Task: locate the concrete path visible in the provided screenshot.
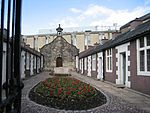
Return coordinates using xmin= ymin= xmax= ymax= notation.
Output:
xmin=21 ymin=71 xmax=150 ymax=113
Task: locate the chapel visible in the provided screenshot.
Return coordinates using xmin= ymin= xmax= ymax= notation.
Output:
xmin=40 ymin=24 xmax=79 ymax=71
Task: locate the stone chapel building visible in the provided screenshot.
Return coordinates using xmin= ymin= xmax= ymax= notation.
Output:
xmin=40 ymin=24 xmax=79 ymax=71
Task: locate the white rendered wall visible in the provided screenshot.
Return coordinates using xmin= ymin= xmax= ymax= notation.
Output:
xmin=26 ymin=52 xmax=30 ymax=70
xmin=115 ymin=42 xmax=131 ymax=87
xmin=87 ymin=56 xmax=91 ymax=77
xmin=30 ymin=54 xmax=34 ymax=75
xmin=37 ymin=57 xmax=40 ymax=73
xmin=41 ymin=55 xmax=44 ymax=68
xmin=75 ymin=56 xmax=79 ymax=70
xmin=81 ymin=58 xmax=84 ymax=74
xmin=34 ymin=56 xmax=37 ymax=70
xmin=97 ymin=52 xmax=103 ymax=80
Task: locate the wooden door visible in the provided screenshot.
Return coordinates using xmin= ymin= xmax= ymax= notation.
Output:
xmin=56 ymin=57 xmax=63 ymax=67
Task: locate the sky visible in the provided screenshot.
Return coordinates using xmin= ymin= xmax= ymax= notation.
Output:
xmin=22 ymin=0 xmax=150 ymax=35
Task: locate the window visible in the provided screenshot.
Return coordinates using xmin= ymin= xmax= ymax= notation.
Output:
xmin=85 ymin=35 xmax=87 ymax=46
xmin=45 ymin=36 xmax=48 ymax=44
xmin=85 ymin=33 xmax=91 ymax=46
xmin=34 ymin=36 xmax=38 ymax=51
xmin=147 ymin=35 xmax=150 ymax=46
xmin=71 ymin=34 xmax=73 ymax=45
xmin=74 ymin=37 xmax=77 ymax=46
xmin=99 ymin=33 xmax=105 ymax=44
xmin=92 ymin=55 xmax=96 ymax=71
xmin=147 ymin=49 xmax=150 ymax=71
xmin=106 ymin=49 xmax=112 ymax=72
xmin=140 ymin=50 xmax=145 ymax=71
xmin=140 ymin=38 xmax=144 ymax=48
xmin=137 ymin=36 xmax=150 ymax=75
xmin=87 ymin=35 xmax=91 ymax=44
xmin=71 ymin=33 xmax=77 ymax=46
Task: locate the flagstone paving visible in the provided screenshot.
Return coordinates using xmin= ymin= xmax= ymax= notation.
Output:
xmin=21 ymin=71 xmax=150 ymax=113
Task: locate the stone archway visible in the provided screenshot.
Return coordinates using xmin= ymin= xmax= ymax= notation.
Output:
xmin=56 ymin=57 xmax=63 ymax=67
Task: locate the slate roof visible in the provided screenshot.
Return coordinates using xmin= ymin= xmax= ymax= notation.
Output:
xmin=79 ymin=19 xmax=150 ymax=58
xmin=79 ymin=46 xmax=95 ymax=58
xmin=0 ymin=29 xmax=42 ymax=57
xmin=139 ymin=13 xmax=150 ymax=21
xmin=102 ymin=19 xmax=150 ymax=50
xmin=120 ymin=13 xmax=150 ymax=30
xmin=21 ymin=42 xmax=43 ymax=57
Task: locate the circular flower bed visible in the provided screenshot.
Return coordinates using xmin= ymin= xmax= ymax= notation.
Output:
xmin=29 ymin=76 xmax=107 ymax=110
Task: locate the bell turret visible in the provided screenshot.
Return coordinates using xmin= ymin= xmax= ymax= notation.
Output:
xmin=56 ymin=24 xmax=63 ymax=36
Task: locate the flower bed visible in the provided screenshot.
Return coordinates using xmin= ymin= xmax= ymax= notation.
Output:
xmin=29 ymin=76 xmax=107 ymax=110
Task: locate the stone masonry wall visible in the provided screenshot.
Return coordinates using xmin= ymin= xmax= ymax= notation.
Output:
xmin=40 ymin=36 xmax=79 ymax=71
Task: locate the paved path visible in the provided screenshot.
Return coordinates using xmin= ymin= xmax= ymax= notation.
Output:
xmin=71 ymin=72 xmax=150 ymax=112
xmin=21 ymin=71 xmax=150 ymax=113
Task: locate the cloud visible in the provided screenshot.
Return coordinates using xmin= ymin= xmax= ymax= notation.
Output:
xmin=49 ymin=4 xmax=150 ymax=31
xmin=70 ymin=8 xmax=81 ymax=13
xmin=83 ymin=4 xmax=113 ymax=17
xmin=90 ymin=6 xmax=150 ymax=26
xmin=49 ymin=17 xmax=80 ymax=29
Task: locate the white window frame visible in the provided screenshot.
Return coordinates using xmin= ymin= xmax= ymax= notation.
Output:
xmin=106 ymin=49 xmax=112 ymax=72
xmin=92 ymin=54 xmax=96 ymax=71
xmin=137 ymin=36 xmax=150 ymax=76
xmin=26 ymin=52 xmax=30 ymax=70
xmin=84 ymin=57 xmax=87 ymax=70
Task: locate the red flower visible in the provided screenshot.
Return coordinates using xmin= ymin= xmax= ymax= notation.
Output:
xmin=83 ymin=89 xmax=87 ymax=93
xmin=77 ymin=92 xmax=81 ymax=95
xmin=76 ymin=80 xmax=79 ymax=84
xmin=67 ymin=91 xmax=70 ymax=95
xmin=91 ymin=87 xmax=94 ymax=91
xmin=68 ymin=88 xmax=70 ymax=91
xmin=43 ymin=81 xmax=51 ymax=88
xmin=50 ymin=90 xmax=53 ymax=96
xmin=71 ymin=88 xmax=74 ymax=91
xmin=58 ymin=88 xmax=62 ymax=95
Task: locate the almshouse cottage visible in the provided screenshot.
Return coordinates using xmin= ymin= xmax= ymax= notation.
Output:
xmin=77 ymin=13 xmax=150 ymax=95
xmin=1 ymin=29 xmax=44 ymax=85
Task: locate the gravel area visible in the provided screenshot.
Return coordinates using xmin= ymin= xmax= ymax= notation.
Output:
xmin=21 ymin=72 xmax=149 ymax=113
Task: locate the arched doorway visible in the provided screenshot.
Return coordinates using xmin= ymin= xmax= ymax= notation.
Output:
xmin=56 ymin=57 xmax=63 ymax=67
